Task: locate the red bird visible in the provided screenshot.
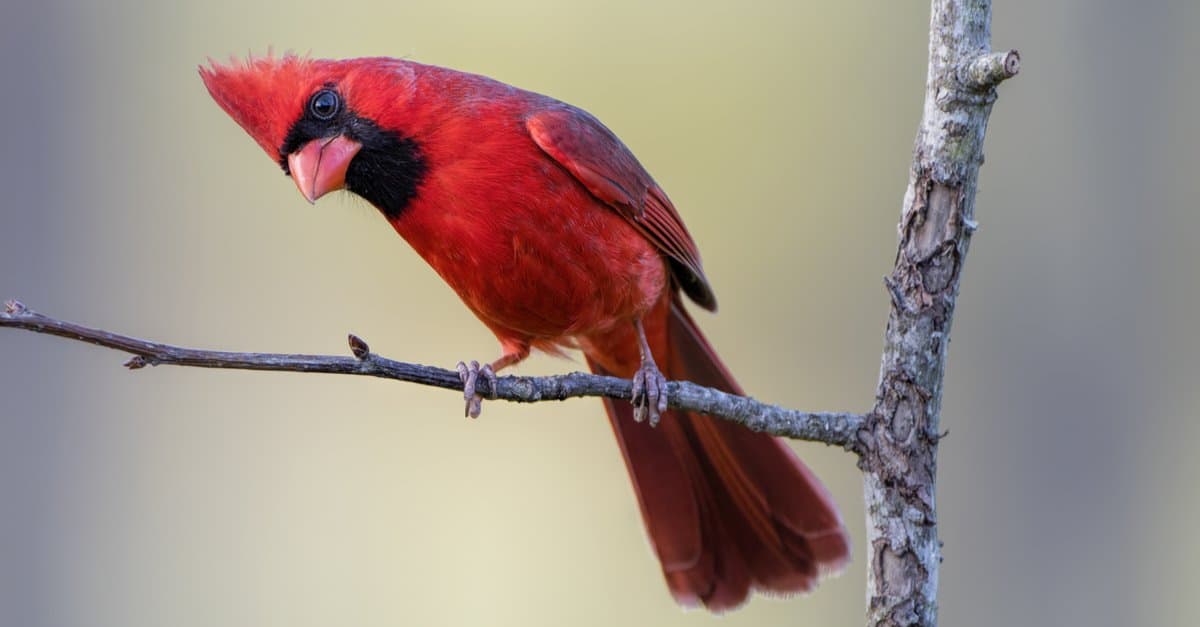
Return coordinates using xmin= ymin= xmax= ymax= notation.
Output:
xmin=201 ymin=54 xmax=848 ymax=610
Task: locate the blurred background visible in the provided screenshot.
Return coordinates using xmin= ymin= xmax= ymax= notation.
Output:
xmin=1 ymin=1 xmax=1196 ymax=625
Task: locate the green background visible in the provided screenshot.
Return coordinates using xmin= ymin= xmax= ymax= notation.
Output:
xmin=2 ymin=1 xmax=1196 ymax=626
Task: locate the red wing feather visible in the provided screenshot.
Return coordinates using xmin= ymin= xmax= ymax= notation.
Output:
xmin=526 ymin=107 xmax=717 ymax=311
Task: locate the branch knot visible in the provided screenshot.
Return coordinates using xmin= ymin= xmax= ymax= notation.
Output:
xmin=348 ymin=334 xmax=371 ymax=359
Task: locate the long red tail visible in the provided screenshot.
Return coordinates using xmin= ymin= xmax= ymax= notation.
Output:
xmin=585 ymin=297 xmax=849 ymax=611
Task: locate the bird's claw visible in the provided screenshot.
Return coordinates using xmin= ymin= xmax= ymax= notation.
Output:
xmin=456 ymin=360 xmax=497 ymax=418
xmin=631 ymin=360 xmax=669 ymax=427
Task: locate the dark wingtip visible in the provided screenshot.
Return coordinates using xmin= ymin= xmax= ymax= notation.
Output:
xmin=694 ymin=284 xmax=718 ymax=312
xmin=673 ymin=261 xmax=718 ymax=312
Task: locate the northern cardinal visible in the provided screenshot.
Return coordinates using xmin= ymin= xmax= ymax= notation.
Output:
xmin=201 ymin=54 xmax=848 ymax=610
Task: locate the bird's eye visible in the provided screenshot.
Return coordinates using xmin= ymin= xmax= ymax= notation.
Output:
xmin=309 ymin=89 xmax=340 ymax=120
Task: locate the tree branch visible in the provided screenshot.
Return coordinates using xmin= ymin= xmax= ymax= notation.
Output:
xmin=858 ymin=1 xmax=1017 ymax=626
xmin=0 ymin=299 xmax=862 ymax=447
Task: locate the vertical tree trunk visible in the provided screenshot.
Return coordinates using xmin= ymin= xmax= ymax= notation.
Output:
xmin=859 ymin=1 xmax=1018 ymax=625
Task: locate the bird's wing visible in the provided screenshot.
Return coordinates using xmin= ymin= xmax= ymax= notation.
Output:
xmin=526 ymin=106 xmax=716 ymax=311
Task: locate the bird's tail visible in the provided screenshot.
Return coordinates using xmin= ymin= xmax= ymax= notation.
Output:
xmin=584 ymin=295 xmax=849 ymax=611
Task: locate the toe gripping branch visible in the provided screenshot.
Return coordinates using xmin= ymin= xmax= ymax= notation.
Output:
xmin=457 ymin=360 xmax=497 ymax=418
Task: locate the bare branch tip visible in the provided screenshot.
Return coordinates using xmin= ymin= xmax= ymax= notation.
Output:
xmin=348 ymin=334 xmax=370 ymax=359
xmin=3 ymin=299 xmax=27 ymax=316
xmin=961 ymin=49 xmax=1022 ymax=91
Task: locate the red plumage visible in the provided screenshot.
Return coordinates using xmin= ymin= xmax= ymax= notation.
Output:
xmin=201 ymin=53 xmax=849 ymax=610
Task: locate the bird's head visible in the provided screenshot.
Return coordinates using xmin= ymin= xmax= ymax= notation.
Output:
xmin=200 ymin=53 xmax=426 ymax=217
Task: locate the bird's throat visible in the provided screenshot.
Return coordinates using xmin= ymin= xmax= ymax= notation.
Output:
xmin=343 ymin=128 xmax=427 ymax=220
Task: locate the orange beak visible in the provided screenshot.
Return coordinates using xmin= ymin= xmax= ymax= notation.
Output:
xmin=286 ymin=135 xmax=363 ymax=203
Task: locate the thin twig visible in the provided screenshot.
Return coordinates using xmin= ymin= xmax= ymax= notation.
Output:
xmin=0 ymin=299 xmax=862 ymax=447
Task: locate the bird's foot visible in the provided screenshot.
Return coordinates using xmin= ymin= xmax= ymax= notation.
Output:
xmin=456 ymin=360 xmax=497 ymax=418
xmin=631 ymin=359 xmax=669 ymax=427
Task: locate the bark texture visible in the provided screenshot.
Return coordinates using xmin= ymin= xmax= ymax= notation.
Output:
xmin=858 ymin=1 xmax=1016 ymax=626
